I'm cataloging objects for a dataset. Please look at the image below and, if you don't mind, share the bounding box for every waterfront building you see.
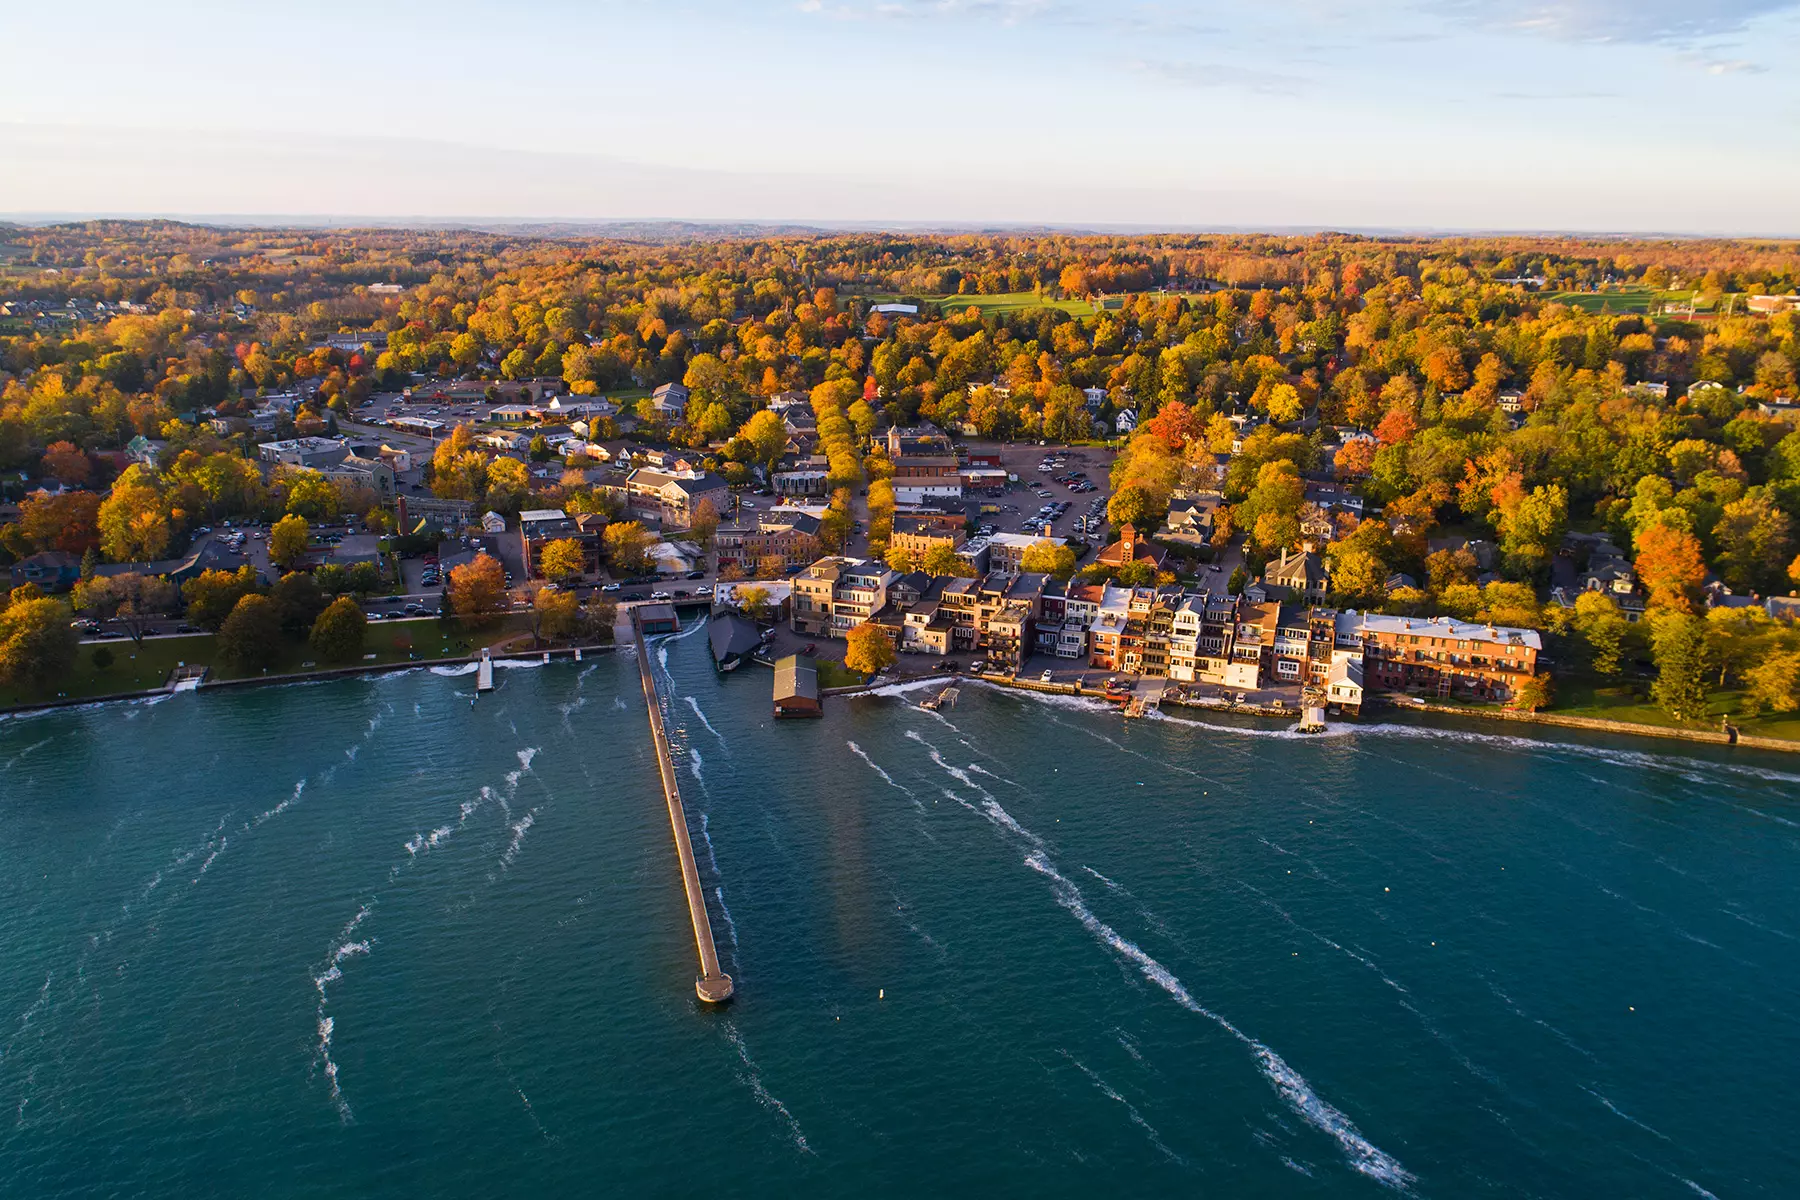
[1340,611,1542,703]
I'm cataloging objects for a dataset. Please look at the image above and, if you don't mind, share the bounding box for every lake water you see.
[2,621,1798,1197]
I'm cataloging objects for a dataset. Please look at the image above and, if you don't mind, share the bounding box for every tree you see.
[884,544,919,574]
[1512,674,1552,713]
[1020,541,1077,580]
[1265,383,1304,424]
[269,514,311,570]
[1572,591,1629,676]
[1495,484,1567,579]
[1635,523,1706,613]
[603,521,656,576]
[741,410,788,477]
[41,441,90,487]
[96,464,170,563]
[284,471,340,520]
[217,593,282,672]
[71,572,177,645]
[1650,614,1712,722]
[1744,650,1800,714]
[538,538,588,585]
[449,553,507,625]
[689,497,721,546]
[1713,492,1793,594]
[845,623,897,676]
[0,594,79,692]
[923,543,973,578]
[183,565,260,630]
[271,571,327,635]
[19,491,103,555]
[484,455,531,513]
[736,585,771,619]
[309,596,367,662]
[534,586,580,641]
[1107,484,1162,533]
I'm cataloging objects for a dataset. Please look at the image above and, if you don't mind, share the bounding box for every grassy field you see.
[1538,287,1738,316]
[0,617,536,709]
[1552,675,1800,742]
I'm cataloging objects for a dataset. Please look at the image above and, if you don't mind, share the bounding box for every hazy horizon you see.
[5,1,1800,235]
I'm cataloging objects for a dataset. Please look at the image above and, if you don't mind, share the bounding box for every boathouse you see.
[636,602,680,636]
[709,614,764,672]
[772,654,822,718]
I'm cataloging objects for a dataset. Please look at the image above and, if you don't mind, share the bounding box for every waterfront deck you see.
[630,612,734,1004]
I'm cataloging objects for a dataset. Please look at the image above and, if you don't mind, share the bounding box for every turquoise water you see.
[3,622,1799,1196]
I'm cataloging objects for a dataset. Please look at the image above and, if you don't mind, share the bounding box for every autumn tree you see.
[1020,541,1078,580]
[1635,523,1706,613]
[603,521,656,576]
[1744,651,1800,714]
[19,491,102,555]
[309,596,367,662]
[71,572,177,645]
[271,571,327,635]
[41,441,90,487]
[689,497,721,545]
[182,565,260,630]
[269,514,311,570]
[845,623,897,676]
[217,594,282,672]
[449,553,507,625]
[533,586,579,641]
[96,464,171,564]
[0,591,79,692]
[538,538,588,585]
[923,543,973,578]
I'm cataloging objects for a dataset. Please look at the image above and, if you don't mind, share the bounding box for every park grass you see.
[1551,674,1800,742]
[0,616,536,710]
[814,658,869,689]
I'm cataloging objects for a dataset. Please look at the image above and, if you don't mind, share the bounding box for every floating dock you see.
[631,614,734,1004]
[475,648,494,693]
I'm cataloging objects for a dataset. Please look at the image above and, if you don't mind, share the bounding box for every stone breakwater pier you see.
[630,613,734,1004]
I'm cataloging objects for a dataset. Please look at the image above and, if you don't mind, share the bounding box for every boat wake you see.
[724,1021,814,1156]
[1025,852,1413,1189]
[684,696,723,743]
[312,904,373,1123]
[848,740,923,811]
[1065,1053,1186,1165]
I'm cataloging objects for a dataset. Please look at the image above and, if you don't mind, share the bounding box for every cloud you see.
[1677,53,1768,74]
[1425,0,1800,44]
[1123,57,1310,95]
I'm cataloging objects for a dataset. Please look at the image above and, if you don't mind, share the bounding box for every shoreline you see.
[845,670,1800,757]
[0,643,620,717]
[9,639,1796,759]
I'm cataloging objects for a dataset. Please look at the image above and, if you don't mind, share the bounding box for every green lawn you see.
[1539,287,1742,316]
[814,658,869,689]
[1551,674,1800,742]
[0,617,536,709]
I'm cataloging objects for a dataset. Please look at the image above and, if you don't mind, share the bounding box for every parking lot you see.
[963,441,1115,547]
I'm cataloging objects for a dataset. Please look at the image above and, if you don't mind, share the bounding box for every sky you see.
[3,0,1799,233]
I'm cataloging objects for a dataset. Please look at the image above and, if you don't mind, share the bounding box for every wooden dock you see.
[630,613,734,1004]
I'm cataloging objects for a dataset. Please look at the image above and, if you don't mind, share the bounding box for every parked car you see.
[1040,669,1054,683]
[651,590,672,600]
[601,582,622,593]
[686,569,705,579]
[695,586,713,597]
